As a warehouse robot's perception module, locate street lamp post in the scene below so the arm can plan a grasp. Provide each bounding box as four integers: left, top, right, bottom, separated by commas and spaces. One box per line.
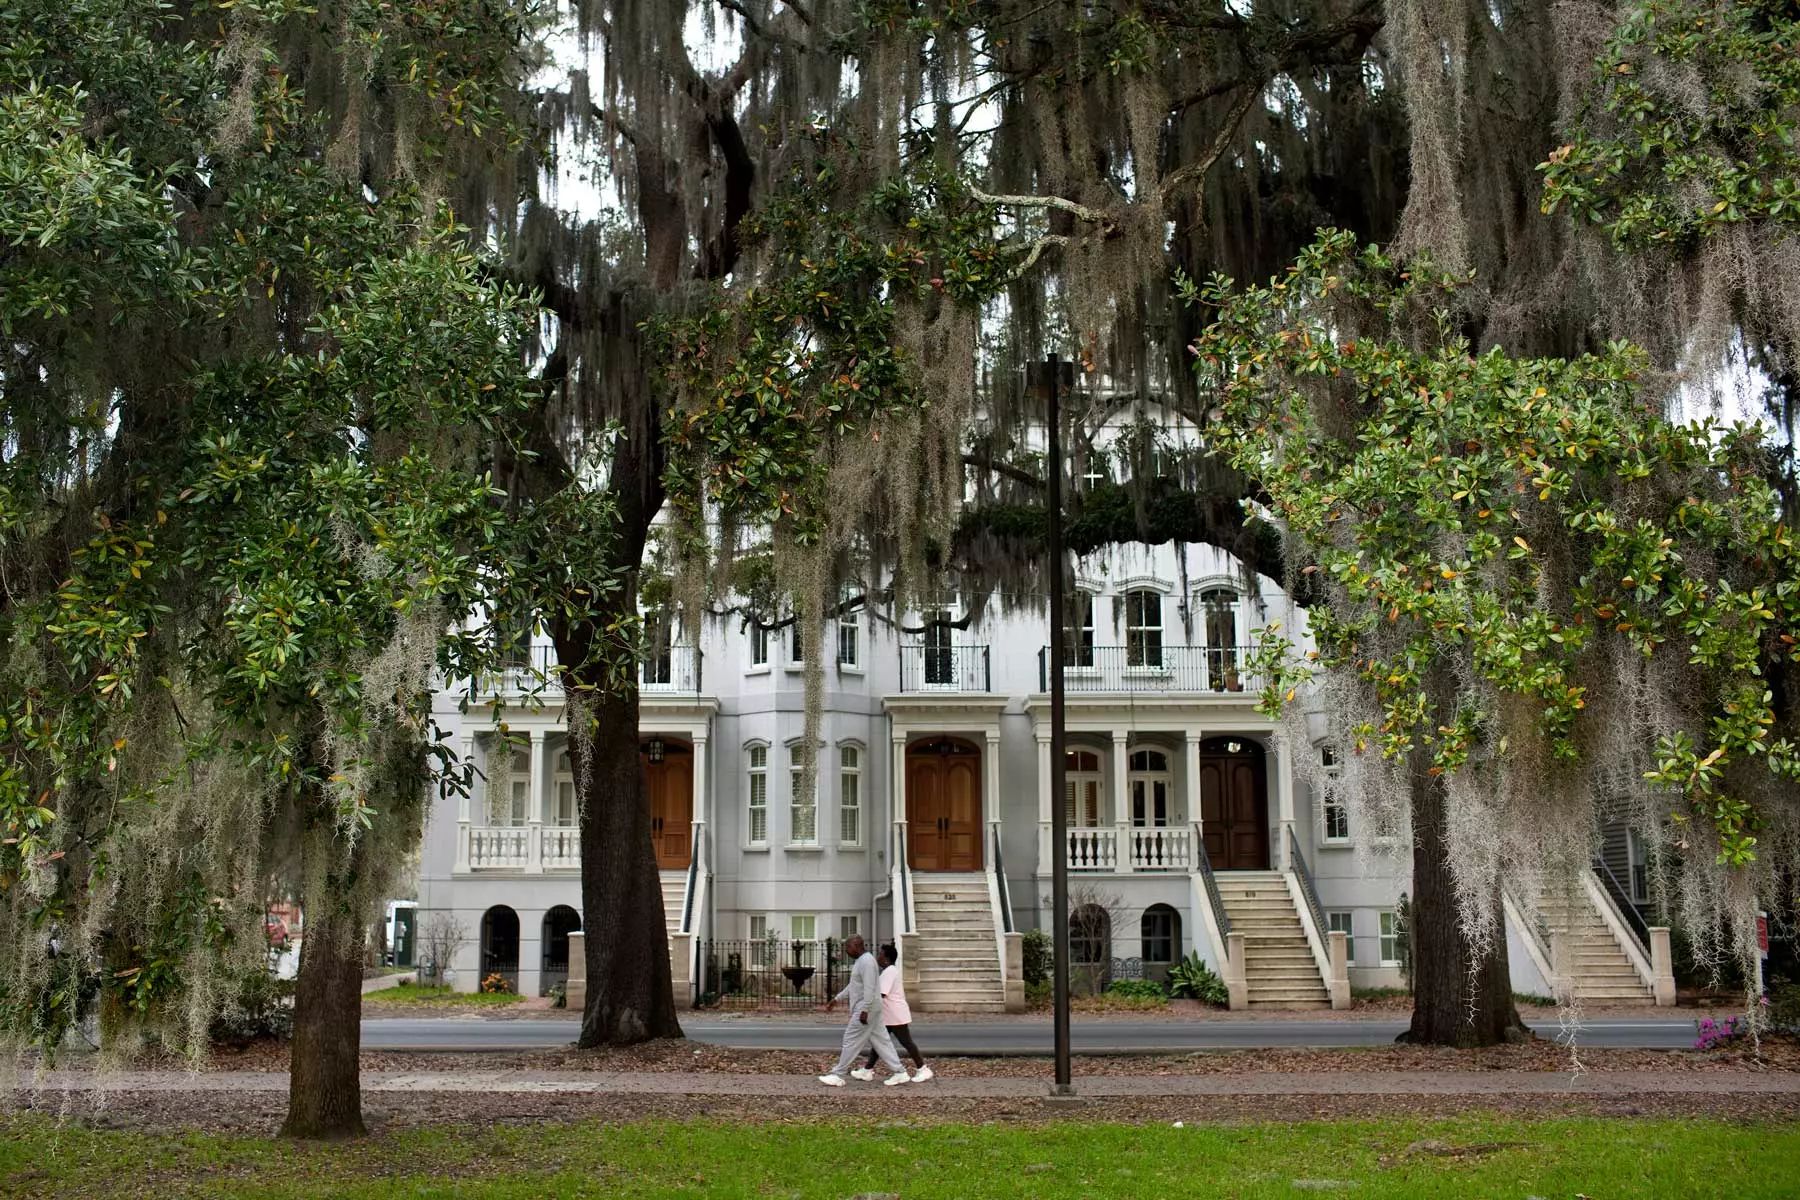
1029, 354, 1076, 1095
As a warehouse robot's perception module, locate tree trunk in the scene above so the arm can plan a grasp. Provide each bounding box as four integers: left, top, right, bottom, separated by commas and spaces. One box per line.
282, 869, 368, 1138
1400, 765, 1528, 1046
553, 341, 683, 1046
570, 680, 684, 1045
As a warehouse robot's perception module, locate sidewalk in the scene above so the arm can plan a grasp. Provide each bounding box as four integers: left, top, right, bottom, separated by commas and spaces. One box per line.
23, 1068, 1800, 1098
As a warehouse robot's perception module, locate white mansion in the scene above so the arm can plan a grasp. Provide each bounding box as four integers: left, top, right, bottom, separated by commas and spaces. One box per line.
417, 534, 1675, 1011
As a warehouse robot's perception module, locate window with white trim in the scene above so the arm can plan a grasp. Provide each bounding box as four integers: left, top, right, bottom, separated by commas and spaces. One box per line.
840, 914, 860, 941
641, 607, 673, 686
1327, 909, 1354, 953
1141, 904, 1180, 963
1063, 592, 1096, 668
838, 745, 862, 846
923, 610, 955, 686
790, 914, 816, 942
1319, 746, 1349, 845
746, 744, 769, 846
749, 914, 774, 967
1065, 749, 1102, 827
1125, 589, 1163, 668
1199, 587, 1241, 690
748, 623, 769, 670
789, 745, 817, 845
1378, 910, 1401, 966
749, 914, 768, 941
1128, 748, 1171, 827
553, 751, 576, 826
789, 619, 807, 665
1079, 449, 1109, 492
490, 748, 530, 826
837, 590, 861, 669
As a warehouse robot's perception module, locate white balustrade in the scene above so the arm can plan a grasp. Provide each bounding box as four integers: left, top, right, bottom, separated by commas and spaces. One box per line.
1066, 827, 1119, 871
543, 826, 582, 870
1129, 826, 1192, 871
468, 826, 530, 870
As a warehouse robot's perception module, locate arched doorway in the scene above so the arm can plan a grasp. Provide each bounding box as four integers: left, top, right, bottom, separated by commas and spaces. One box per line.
906, 737, 983, 871
540, 905, 581, 996
642, 737, 693, 870
479, 905, 520, 990
1141, 904, 1182, 980
1199, 737, 1270, 870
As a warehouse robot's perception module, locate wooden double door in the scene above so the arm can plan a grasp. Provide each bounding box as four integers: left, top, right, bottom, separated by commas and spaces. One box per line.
906, 738, 983, 872
1198, 736, 1270, 870
642, 742, 692, 870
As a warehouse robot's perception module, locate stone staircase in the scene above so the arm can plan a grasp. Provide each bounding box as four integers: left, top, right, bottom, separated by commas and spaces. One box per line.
662, 871, 687, 936
1532, 884, 1654, 1004
1214, 871, 1330, 1009
908, 873, 1006, 1012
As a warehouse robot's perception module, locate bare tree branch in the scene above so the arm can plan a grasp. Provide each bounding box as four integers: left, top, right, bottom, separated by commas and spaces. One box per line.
1158, 84, 1262, 204
963, 452, 1045, 489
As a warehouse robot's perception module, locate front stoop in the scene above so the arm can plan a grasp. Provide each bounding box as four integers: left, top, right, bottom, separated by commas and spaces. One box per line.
1214, 871, 1331, 1010
909, 873, 1008, 1012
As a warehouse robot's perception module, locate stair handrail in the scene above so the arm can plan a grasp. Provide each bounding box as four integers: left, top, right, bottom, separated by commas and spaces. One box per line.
1286, 826, 1328, 951
680, 821, 704, 933
1195, 823, 1232, 937
991, 825, 1014, 934
1590, 855, 1650, 955
893, 821, 916, 935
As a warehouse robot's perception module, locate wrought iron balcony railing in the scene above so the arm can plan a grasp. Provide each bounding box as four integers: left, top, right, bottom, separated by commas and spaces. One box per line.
1036, 644, 1264, 694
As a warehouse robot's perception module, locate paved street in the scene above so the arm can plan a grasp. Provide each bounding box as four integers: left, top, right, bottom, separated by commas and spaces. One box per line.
360, 1014, 1704, 1052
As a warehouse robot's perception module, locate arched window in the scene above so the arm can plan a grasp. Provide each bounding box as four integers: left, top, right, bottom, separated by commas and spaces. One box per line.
1128, 748, 1172, 827
838, 745, 862, 846
1141, 904, 1181, 965
1065, 749, 1102, 827
1125, 589, 1163, 668
746, 743, 769, 846
1071, 904, 1111, 964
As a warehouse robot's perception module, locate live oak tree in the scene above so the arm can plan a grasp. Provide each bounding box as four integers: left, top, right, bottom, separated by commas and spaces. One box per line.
1196, 232, 1800, 1039
0, 0, 540, 1138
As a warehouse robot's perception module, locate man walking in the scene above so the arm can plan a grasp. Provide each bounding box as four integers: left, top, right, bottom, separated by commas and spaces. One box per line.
818, 935, 909, 1087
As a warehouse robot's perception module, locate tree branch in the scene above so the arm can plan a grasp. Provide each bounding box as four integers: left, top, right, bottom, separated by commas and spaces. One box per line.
1158, 84, 1262, 203
963, 452, 1045, 489
968, 185, 1112, 227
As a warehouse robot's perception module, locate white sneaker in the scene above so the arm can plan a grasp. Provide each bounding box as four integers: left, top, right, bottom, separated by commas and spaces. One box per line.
911, 1065, 934, 1082
883, 1071, 911, 1087
850, 1067, 876, 1081
819, 1074, 846, 1087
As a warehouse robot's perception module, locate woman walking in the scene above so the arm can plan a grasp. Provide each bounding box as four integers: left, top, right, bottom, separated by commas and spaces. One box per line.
855, 943, 932, 1082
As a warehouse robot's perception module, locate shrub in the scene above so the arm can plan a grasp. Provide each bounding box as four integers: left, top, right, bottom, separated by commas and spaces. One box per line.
1024, 979, 1052, 1005
1765, 979, 1800, 1034
549, 983, 567, 1010
1022, 928, 1052, 987
1693, 1015, 1747, 1050
209, 973, 295, 1045
1167, 952, 1229, 1006
480, 972, 514, 995
1103, 979, 1168, 1002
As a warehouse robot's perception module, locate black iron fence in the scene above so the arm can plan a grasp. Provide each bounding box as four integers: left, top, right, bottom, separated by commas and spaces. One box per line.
698, 938, 853, 1009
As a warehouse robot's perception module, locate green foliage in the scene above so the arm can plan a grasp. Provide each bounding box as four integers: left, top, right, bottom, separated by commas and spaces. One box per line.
1194, 230, 1800, 867
1021, 927, 1053, 987
1540, 0, 1800, 248
1103, 978, 1170, 1001
0, 0, 545, 1055
1166, 952, 1230, 1006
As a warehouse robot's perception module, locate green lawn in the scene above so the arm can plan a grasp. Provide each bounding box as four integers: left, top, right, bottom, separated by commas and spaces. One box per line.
4, 1115, 1796, 1198
360, 982, 524, 1009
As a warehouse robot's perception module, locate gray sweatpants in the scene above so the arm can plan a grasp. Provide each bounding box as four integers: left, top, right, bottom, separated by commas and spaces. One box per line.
831, 1011, 903, 1075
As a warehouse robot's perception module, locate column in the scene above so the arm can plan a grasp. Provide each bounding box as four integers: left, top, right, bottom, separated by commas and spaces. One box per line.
1275, 736, 1296, 870
455, 732, 476, 873
693, 732, 710, 849
1036, 733, 1053, 875
891, 728, 908, 839
526, 728, 547, 874
984, 729, 1002, 832
1111, 729, 1130, 872
1185, 731, 1203, 849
